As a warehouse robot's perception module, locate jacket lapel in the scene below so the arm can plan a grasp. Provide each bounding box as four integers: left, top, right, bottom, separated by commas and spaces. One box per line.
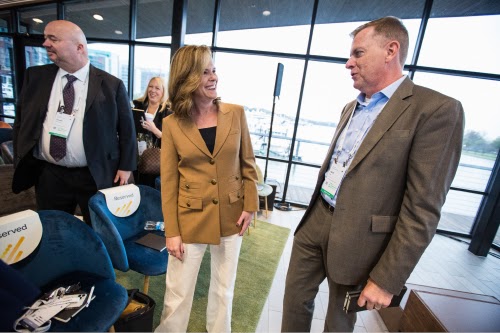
212, 104, 232, 157
39, 65, 59, 121
177, 116, 213, 157
85, 65, 102, 114
346, 77, 413, 174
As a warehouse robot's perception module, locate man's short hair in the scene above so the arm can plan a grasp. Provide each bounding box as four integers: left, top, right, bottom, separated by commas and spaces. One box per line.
351, 16, 409, 66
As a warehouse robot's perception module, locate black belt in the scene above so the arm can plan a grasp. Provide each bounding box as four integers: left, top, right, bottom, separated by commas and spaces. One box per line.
320, 195, 335, 214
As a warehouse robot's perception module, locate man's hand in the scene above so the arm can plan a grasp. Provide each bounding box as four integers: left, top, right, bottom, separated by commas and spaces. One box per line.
357, 278, 393, 310
114, 170, 132, 186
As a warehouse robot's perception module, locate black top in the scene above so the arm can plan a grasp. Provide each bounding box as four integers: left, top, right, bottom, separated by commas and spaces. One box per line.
199, 126, 217, 154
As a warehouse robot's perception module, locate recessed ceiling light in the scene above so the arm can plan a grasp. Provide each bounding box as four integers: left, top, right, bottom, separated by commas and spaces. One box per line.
33, 18, 43, 23
262, 10, 271, 16
93, 14, 104, 21
115, 30, 123, 35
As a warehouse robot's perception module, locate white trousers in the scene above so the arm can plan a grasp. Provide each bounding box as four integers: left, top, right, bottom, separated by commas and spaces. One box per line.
155, 234, 243, 333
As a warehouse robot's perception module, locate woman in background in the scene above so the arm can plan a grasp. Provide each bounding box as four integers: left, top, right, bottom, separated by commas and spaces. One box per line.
133, 76, 172, 186
155, 45, 258, 333
133, 76, 171, 148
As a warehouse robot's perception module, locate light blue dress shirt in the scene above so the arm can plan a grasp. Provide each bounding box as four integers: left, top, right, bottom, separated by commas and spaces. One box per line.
321, 75, 406, 207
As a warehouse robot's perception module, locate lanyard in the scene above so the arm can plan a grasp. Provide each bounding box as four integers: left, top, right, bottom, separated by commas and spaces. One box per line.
333, 103, 372, 166
58, 71, 89, 115
58, 95, 83, 115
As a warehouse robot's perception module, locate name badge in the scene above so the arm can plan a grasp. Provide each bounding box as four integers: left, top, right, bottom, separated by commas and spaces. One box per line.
320, 162, 346, 200
49, 109, 75, 139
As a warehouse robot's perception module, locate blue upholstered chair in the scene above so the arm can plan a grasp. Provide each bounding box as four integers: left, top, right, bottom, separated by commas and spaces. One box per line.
155, 176, 161, 191
12, 210, 128, 332
88, 185, 167, 294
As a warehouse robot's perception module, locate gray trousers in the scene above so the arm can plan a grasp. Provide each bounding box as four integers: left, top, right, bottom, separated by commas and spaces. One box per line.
282, 198, 358, 332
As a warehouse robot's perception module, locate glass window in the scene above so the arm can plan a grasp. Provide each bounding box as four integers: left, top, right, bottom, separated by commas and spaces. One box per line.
136, 0, 173, 43
298, 61, 357, 165
0, 37, 14, 99
214, 52, 304, 160
256, 159, 288, 201
1, 103, 15, 123
217, 1, 314, 53
65, 0, 130, 40
311, 19, 421, 65
285, 164, 320, 204
133, 46, 170, 99
25, 45, 50, 68
88, 43, 129, 89
185, 0, 214, 46
19, 4, 57, 34
418, 14, 500, 74
312, 0, 423, 63
0, 11, 10, 32
440, 190, 481, 235
413, 72, 500, 193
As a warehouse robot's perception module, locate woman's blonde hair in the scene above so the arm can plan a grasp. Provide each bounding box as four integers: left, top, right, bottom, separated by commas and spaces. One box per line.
136, 76, 169, 112
168, 45, 218, 119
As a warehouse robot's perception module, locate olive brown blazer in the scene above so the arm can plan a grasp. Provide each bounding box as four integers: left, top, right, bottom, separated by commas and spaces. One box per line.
160, 102, 259, 245
296, 77, 464, 295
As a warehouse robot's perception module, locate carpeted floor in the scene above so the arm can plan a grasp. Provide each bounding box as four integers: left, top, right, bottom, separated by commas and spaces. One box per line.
115, 220, 290, 332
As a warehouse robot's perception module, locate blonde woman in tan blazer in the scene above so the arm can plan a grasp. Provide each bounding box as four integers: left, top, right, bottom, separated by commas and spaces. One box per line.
155, 45, 259, 333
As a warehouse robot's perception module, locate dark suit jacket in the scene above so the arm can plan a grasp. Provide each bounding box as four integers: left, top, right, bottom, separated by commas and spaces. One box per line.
12, 64, 137, 193
296, 77, 464, 295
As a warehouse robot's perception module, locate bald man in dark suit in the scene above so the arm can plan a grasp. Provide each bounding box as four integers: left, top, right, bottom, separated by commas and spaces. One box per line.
13, 20, 137, 224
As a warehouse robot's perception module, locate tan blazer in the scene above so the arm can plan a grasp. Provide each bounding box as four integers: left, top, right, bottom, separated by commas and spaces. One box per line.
296, 77, 464, 295
160, 102, 259, 245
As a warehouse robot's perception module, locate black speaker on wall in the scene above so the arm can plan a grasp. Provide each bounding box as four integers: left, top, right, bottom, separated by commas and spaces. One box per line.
274, 63, 284, 98
264, 63, 284, 182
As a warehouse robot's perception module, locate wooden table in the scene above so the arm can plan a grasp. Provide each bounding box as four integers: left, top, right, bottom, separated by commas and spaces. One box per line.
378, 284, 500, 332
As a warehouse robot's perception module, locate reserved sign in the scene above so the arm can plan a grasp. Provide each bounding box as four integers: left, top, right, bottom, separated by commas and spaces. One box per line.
99, 184, 141, 217
0, 210, 43, 265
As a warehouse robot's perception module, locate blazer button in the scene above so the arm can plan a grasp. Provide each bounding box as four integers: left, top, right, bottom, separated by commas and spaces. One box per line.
210, 159, 215, 164
211, 179, 217, 185
212, 199, 219, 205
185, 184, 190, 189
235, 176, 239, 180
187, 202, 191, 207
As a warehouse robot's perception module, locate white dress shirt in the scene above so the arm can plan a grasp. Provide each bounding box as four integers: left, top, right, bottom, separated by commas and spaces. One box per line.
38, 61, 90, 167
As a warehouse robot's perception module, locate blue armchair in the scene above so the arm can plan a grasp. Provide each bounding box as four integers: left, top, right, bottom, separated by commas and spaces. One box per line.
11, 210, 128, 332
155, 175, 161, 191
88, 185, 167, 294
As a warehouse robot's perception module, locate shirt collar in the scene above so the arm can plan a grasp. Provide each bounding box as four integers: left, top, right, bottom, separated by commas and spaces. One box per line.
357, 74, 407, 106
58, 60, 90, 83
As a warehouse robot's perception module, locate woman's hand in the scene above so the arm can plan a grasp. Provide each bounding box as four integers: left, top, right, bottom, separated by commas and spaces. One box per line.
166, 235, 184, 261
142, 120, 162, 138
236, 211, 254, 236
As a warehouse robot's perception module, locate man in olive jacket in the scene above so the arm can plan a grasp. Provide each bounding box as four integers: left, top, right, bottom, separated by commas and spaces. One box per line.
282, 17, 464, 332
